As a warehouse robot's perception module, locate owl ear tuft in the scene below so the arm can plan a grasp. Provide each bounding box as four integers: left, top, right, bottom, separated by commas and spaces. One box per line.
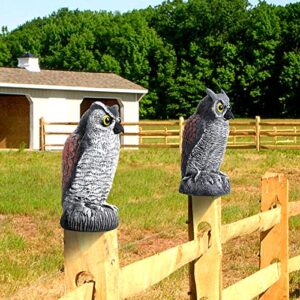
206, 88, 217, 100
221, 89, 228, 96
108, 105, 119, 118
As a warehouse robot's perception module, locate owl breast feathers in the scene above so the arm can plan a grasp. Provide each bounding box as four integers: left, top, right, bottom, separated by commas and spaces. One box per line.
179, 88, 234, 196
60, 101, 124, 232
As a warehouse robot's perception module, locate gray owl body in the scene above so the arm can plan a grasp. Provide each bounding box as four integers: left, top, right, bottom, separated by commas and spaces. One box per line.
179, 88, 234, 196
60, 101, 124, 232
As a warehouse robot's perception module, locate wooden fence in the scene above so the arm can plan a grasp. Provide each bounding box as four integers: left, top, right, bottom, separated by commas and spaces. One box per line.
40, 117, 300, 151
60, 173, 300, 299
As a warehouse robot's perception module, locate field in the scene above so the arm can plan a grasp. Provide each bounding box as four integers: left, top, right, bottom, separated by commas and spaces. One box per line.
1, 148, 300, 299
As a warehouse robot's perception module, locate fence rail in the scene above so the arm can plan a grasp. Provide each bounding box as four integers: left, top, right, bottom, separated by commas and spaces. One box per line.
60, 173, 300, 299
40, 117, 300, 151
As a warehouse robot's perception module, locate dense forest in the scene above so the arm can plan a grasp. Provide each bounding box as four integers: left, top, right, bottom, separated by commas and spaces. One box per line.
0, 0, 299, 119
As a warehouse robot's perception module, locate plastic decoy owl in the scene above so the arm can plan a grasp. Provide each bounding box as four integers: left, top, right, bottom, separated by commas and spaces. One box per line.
179, 88, 234, 196
60, 101, 124, 232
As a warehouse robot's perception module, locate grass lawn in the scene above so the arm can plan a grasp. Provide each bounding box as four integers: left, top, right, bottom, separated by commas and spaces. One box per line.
0, 148, 300, 299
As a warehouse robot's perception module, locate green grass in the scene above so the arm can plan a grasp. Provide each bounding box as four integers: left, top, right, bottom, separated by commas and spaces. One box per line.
0, 148, 300, 298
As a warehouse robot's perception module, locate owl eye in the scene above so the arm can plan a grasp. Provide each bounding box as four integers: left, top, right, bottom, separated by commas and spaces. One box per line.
102, 114, 112, 127
216, 102, 224, 113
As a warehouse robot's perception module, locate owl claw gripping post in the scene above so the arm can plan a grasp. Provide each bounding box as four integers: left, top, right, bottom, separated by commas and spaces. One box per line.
179, 88, 234, 197
60, 102, 124, 232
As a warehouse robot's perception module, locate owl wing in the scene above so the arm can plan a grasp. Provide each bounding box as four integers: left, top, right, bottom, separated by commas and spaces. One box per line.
62, 133, 82, 197
181, 113, 205, 176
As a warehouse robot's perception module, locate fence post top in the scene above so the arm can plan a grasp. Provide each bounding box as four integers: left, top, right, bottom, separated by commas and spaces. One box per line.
262, 172, 286, 180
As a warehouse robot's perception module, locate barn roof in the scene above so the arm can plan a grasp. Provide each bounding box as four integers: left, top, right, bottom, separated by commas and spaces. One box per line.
0, 67, 147, 94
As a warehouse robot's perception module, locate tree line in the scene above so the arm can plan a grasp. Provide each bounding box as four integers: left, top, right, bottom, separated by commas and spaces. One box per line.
0, 0, 299, 119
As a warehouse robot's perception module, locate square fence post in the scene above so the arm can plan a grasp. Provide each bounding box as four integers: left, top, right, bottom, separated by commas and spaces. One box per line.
256, 116, 261, 151
260, 173, 289, 299
188, 196, 222, 300
63, 230, 120, 300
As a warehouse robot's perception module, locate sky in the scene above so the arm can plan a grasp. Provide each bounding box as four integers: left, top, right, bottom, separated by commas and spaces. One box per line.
0, 0, 299, 32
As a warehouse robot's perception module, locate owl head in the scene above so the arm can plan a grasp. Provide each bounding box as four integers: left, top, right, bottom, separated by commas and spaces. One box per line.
196, 88, 234, 121
75, 101, 124, 138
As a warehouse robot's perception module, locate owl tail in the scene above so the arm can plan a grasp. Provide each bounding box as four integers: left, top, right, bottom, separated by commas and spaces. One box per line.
60, 202, 118, 232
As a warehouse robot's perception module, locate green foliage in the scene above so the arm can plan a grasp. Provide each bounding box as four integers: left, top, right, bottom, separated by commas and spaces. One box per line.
0, 1, 299, 118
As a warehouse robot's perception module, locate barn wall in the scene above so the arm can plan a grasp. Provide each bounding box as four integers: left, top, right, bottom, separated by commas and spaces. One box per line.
0, 87, 141, 149
0, 94, 31, 148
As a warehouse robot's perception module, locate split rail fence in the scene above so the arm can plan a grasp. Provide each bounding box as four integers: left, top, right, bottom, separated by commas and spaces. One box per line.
40, 117, 300, 151
60, 173, 300, 299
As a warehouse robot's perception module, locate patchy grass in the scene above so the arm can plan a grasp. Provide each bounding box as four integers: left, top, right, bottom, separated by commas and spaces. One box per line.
0, 148, 300, 298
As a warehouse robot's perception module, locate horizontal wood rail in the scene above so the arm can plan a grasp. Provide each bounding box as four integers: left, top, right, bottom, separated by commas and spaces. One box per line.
222, 262, 281, 300
222, 206, 281, 244
61, 173, 300, 299
120, 236, 209, 298
40, 117, 300, 151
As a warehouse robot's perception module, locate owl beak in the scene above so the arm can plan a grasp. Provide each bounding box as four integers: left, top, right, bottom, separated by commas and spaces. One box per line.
224, 109, 234, 120
113, 122, 124, 134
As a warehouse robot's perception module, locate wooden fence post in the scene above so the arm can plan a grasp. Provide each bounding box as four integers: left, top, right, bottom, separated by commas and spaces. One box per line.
39, 117, 45, 151
139, 126, 143, 145
256, 116, 261, 151
179, 117, 184, 152
274, 126, 278, 144
188, 196, 222, 300
164, 127, 168, 145
64, 230, 120, 300
260, 173, 289, 299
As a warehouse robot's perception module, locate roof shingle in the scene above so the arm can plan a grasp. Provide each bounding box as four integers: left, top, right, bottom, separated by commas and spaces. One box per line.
0, 67, 146, 92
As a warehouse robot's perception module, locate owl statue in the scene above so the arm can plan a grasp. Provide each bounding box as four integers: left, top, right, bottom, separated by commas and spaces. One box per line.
179, 88, 234, 196
60, 101, 124, 232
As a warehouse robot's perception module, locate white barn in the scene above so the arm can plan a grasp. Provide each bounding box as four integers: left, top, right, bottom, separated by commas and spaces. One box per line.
0, 55, 147, 150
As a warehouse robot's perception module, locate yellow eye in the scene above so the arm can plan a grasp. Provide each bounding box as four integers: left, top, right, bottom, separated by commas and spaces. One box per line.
102, 114, 112, 127
216, 102, 224, 113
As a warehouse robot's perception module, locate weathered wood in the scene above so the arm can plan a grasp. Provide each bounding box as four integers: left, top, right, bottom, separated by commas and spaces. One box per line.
260, 145, 300, 150
189, 196, 222, 300
260, 173, 289, 300
179, 116, 184, 153
260, 121, 300, 126
227, 144, 256, 149
39, 117, 45, 151
222, 262, 281, 300
120, 237, 208, 299
260, 131, 300, 137
222, 207, 281, 244
59, 282, 94, 300
289, 255, 300, 273
44, 121, 78, 125
230, 121, 256, 125
289, 201, 300, 217
64, 230, 120, 300
256, 116, 261, 151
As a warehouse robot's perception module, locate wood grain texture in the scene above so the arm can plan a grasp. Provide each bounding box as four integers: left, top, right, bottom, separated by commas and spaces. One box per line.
64, 230, 120, 300
223, 263, 281, 300
189, 196, 222, 300
222, 207, 281, 244
120, 238, 208, 299
59, 282, 94, 300
260, 173, 289, 300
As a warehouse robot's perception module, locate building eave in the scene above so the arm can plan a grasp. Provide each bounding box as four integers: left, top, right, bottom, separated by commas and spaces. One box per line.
0, 82, 148, 94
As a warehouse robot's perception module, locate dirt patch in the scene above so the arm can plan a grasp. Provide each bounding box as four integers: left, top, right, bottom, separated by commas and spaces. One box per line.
9, 271, 64, 300
9, 226, 300, 299
11, 215, 38, 242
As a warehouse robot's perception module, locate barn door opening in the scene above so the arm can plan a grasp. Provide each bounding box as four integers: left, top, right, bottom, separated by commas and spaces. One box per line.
0, 94, 30, 149
80, 98, 121, 117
